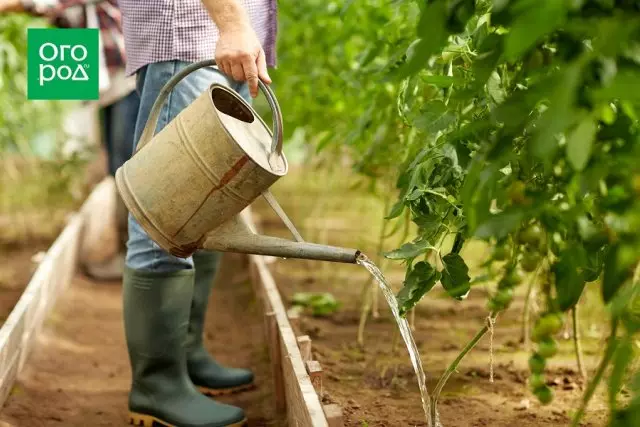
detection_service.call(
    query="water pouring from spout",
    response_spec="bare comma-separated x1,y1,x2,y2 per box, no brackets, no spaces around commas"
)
357,254,441,427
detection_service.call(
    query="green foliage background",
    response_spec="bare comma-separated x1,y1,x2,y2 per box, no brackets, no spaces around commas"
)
271,0,640,424
0,15,67,154
1,14,86,246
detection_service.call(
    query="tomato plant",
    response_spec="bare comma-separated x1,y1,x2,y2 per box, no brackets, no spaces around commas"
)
273,0,640,425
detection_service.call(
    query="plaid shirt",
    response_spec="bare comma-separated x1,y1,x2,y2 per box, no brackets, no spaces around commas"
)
27,0,127,76
118,0,278,76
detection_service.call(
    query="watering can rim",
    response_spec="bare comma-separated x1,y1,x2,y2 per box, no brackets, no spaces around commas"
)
134,59,286,166
207,83,289,177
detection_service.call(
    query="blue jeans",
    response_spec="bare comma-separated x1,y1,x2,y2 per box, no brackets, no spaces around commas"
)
126,61,250,272
101,90,140,176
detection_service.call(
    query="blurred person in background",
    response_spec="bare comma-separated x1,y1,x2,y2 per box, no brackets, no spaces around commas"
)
0,0,140,281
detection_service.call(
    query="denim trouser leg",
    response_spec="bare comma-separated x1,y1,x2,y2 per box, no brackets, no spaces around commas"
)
125,61,250,273
101,90,140,176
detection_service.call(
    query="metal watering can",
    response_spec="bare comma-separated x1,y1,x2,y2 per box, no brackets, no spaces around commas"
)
115,60,359,263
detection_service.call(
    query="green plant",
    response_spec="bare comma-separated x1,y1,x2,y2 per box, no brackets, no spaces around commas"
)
1,14,90,245
0,14,69,154
273,0,640,424
291,292,341,316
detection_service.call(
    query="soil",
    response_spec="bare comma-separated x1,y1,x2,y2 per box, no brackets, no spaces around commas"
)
0,253,277,427
261,239,608,426
247,174,608,427
0,244,50,326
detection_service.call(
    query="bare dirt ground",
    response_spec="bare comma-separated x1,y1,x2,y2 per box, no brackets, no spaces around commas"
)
0,254,277,427
0,245,49,327
272,261,607,427
258,220,608,427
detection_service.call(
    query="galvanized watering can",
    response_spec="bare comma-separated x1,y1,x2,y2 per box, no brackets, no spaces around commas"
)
115,60,359,263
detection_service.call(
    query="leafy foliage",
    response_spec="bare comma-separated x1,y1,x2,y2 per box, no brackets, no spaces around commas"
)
274,0,640,422
0,14,68,154
291,292,341,316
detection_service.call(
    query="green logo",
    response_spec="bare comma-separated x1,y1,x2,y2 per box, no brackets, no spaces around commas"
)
28,28,99,100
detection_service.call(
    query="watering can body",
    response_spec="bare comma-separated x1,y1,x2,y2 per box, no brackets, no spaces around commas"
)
115,60,359,264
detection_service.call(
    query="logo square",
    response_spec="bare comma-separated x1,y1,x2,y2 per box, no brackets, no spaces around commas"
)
27,28,99,100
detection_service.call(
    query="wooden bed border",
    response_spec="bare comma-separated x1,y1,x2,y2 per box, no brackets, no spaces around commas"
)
0,189,345,427
241,208,344,427
0,177,115,408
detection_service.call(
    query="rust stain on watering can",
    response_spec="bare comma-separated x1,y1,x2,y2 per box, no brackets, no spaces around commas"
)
173,154,250,238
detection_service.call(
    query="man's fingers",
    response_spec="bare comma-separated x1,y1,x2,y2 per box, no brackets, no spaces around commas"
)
242,57,260,98
218,60,232,78
230,62,245,82
256,50,271,84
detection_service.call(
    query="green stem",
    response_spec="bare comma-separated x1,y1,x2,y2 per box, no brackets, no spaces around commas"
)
572,304,586,379
430,315,496,422
571,320,619,427
358,192,391,345
521,264,542,350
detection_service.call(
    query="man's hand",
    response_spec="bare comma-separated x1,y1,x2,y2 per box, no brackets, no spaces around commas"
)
216,26,271,98
201,0,271,98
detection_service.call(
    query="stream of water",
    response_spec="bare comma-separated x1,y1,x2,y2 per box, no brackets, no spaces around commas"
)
357,254,441,427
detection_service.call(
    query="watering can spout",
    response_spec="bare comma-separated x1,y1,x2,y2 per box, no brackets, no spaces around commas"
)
201,214,360,264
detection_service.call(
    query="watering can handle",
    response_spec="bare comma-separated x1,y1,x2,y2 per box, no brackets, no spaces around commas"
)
135,59,284,156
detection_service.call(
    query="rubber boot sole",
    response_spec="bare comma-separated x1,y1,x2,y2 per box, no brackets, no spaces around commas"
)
197,382,256,397
129,412,248,427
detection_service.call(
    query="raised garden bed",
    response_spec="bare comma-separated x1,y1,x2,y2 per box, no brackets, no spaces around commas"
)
243,208,344,427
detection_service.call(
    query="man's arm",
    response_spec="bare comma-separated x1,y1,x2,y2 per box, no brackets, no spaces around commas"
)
0,0,59,16
201,0,271,98
0,0,30,13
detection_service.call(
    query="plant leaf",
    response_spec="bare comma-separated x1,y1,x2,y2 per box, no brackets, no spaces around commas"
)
440,253,471,300
385,240,436,260
386,201,405,219
504,0,567,61
602,243,638,303
389,1,448,79
566,116,597,171
474,209,525,240
609,337,633,408
396,261,441,316
552,246,588,311
530,64,583,160
413,100,457,133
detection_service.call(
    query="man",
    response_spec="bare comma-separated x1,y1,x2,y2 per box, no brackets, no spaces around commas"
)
117,1,276,426
0,0,140,281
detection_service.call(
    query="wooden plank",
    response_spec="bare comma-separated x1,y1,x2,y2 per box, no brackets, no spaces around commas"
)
0,201,83,408
0,304,26,391
266,311,286,412
251,255,328,427
297,335,312,362
244,207,329,427
323,404,344,427
288,310,301,336
305,360,323,395
0,345,21,407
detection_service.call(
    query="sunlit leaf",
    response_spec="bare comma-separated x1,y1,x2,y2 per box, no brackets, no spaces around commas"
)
384,240,436,260
566,116,597,171
504,0,567,61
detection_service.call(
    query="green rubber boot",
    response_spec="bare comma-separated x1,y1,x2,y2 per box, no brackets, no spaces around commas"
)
123,267,247,427
187,251,255,396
